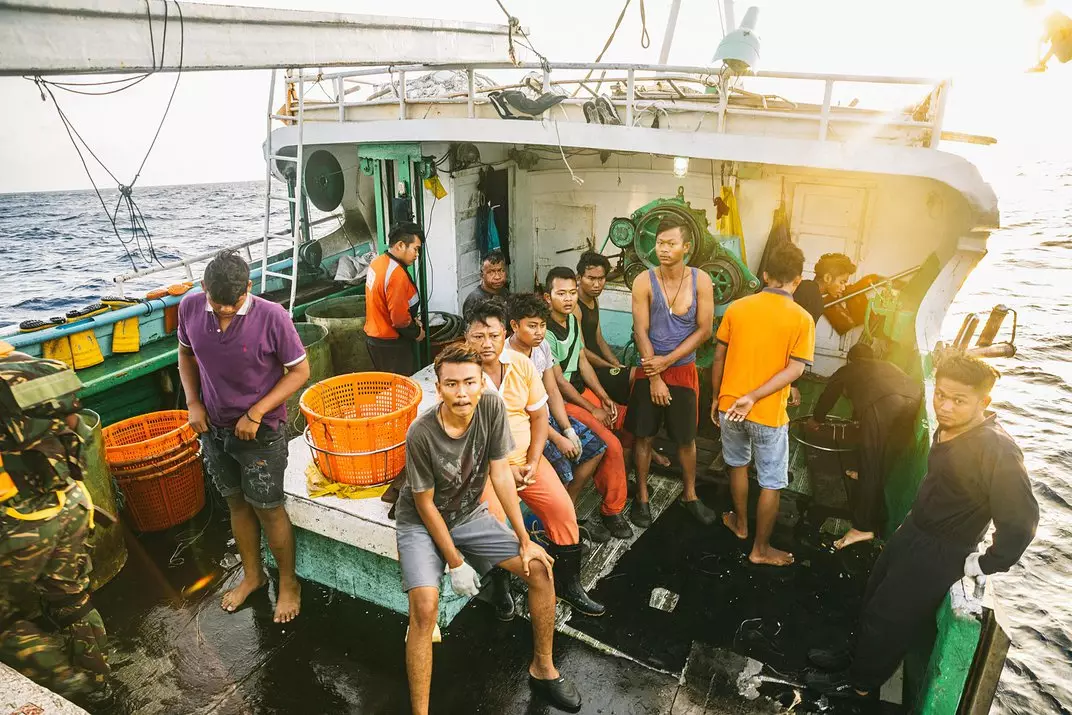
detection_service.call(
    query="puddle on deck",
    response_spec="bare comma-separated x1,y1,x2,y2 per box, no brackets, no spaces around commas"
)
89,474,900,715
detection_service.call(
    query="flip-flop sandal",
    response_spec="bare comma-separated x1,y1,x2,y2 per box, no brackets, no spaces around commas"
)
583,100,601,124
100,296,144,309
19,317,67,332
595,96,622,125
66,303,109,320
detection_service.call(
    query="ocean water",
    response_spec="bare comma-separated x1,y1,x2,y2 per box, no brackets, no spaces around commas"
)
0,170,1068,713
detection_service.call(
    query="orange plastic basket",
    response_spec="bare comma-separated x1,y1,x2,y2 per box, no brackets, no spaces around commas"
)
114,450,206,532
102,410,197,465
300,372,422,486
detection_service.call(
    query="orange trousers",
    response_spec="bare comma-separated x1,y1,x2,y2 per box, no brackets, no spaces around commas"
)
482,455,580,545
565,403,628,516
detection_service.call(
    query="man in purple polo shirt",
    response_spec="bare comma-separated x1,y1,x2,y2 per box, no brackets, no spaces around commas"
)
177,250,309,624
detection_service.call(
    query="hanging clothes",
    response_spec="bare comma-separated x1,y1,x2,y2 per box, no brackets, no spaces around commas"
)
757,200,791,281
716,184,746,261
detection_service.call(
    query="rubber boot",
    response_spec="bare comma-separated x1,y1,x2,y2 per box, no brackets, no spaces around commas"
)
490,568,516,622
550,544,605,617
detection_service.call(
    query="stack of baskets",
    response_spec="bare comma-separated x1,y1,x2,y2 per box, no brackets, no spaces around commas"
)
102,410,205,532
301,372,422,486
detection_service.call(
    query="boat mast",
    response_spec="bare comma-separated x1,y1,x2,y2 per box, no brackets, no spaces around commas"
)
657,0,683,64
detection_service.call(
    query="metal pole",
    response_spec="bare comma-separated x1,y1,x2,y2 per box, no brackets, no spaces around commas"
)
625,68,635,127
261,69,277,295
658,0,683,64
822,265,921,308
290,73,304,314
467,68,475,118
724,0,736,33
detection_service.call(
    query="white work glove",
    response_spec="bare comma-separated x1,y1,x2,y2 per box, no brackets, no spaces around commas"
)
449,560,482,597
564,427,583,457
963,552,985,579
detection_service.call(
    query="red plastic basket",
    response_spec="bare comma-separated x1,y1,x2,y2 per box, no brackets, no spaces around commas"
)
300,372,422,486
114,450,206,532
102,410,197,465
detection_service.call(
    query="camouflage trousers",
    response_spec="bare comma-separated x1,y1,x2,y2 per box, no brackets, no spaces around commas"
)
0,484,110,698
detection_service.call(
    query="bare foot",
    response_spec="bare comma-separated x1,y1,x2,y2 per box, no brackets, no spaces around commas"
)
722,511,748,540
749,547,795,566
845,470,859,480
834,528,874,550
652,452,671,468
221,572,268,612
274,581,301,623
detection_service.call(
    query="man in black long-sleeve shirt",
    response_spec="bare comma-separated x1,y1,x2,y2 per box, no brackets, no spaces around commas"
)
808,344,922,549
806,353,1039,700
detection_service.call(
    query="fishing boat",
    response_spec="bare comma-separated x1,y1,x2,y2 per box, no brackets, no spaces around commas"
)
1,1,1018,713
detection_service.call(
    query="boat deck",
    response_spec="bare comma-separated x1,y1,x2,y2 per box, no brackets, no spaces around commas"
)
90,406,906,715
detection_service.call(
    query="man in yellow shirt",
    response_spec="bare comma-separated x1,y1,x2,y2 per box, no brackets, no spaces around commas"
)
710,243,815,567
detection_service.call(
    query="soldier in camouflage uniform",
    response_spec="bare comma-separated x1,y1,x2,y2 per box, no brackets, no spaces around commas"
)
0,340,111,700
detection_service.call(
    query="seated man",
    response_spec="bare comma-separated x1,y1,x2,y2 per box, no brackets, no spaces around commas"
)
462,249,510,317
575,251,624,372
793,252,856,325
806,354,1038,701
711,242,815,567
546,267,672,473
808,343,923,549
789,252,855,408
506,292,631,543
393,344,581,714
465,299,605,617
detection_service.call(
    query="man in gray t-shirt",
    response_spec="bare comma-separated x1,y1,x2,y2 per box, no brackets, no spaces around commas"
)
396,344,581,715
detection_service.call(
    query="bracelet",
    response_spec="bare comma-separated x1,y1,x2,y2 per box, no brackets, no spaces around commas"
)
245,411,261,424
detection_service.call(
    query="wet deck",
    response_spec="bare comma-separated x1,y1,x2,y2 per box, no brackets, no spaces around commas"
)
91,464,901,715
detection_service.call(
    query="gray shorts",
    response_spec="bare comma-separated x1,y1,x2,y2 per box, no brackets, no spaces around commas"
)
396,504,520,592
201,423,288,509
720,413,790,490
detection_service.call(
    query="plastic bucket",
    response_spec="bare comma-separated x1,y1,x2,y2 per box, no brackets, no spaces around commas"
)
77,409,128,589
305,296,374,376
285,322,334,439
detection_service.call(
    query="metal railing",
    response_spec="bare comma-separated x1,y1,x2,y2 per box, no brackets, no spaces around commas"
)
276,61,949,148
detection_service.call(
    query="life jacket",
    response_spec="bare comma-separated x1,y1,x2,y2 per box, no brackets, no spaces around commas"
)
0,351,86,502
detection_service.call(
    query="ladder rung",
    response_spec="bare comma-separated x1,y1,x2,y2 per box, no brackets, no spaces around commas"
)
263,270,296,281
269,154,298,162
268,194,298,203
270,114,297,121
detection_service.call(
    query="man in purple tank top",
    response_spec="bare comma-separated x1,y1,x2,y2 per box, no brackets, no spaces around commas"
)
626,215,717,528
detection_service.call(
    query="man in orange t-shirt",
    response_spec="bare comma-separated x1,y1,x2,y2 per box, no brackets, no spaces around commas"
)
710,242,815,568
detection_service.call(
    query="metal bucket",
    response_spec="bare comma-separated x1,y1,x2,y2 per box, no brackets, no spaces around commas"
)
305,296,374,376
77,409,128,590
285,322,334,439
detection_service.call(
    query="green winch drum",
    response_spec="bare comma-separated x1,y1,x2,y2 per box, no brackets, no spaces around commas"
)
607,217,637,248
285,322,334,439
77,409,128,590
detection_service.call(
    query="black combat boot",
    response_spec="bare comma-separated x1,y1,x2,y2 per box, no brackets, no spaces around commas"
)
489,567,516,622
550,543,605,617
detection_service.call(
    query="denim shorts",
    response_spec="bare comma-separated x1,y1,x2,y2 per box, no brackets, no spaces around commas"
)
201,423,289,509
719,413,790,490
543,417,607,484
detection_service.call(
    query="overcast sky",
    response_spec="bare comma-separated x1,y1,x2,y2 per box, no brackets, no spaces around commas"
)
4,0,1067,194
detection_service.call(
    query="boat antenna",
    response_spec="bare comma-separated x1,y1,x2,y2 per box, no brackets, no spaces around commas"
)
29,0,186,272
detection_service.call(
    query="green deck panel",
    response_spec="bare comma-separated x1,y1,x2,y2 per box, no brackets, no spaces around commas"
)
76,339,179,399
266,527,469,628
914,597,981,713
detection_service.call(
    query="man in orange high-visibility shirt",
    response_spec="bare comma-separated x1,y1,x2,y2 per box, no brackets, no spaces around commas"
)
364,222,426,376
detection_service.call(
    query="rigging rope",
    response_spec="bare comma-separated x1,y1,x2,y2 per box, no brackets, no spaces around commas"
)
29,0,185,272
571,0,649,97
